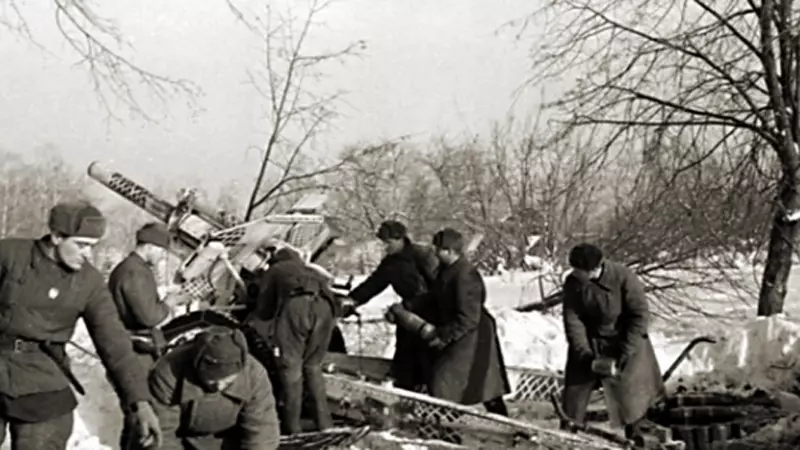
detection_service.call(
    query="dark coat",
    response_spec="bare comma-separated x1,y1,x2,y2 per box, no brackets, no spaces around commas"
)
426,257,510,405
147,343,280,450
0,237,149,404
250,248,339,324
348,239,438,315
562,260,665,425
349,240,439,389
108,252,170,332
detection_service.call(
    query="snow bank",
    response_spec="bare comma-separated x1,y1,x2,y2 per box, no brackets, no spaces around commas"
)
662,315,800,392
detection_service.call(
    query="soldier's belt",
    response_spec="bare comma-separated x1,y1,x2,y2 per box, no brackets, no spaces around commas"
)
0,336,58,353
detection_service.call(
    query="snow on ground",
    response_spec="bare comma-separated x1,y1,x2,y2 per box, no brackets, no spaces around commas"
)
60,266,800,449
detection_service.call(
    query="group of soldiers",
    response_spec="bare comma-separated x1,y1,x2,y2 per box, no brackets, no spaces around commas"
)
0,200,664,450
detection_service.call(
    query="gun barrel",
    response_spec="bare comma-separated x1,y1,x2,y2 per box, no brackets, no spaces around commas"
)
87,161,174,223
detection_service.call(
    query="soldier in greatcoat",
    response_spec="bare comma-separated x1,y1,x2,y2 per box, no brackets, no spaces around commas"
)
346,220,439,392
0,201,161,449
560,243,665,438
145,327,280,450
246,247,339,434
108,222,174,449
422,227,511,415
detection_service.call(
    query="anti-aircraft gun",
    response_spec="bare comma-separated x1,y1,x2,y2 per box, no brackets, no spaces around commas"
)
87,161,351,351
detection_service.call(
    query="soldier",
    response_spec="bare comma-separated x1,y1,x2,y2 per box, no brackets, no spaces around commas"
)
346,220,438,392
0,201,161,449
146,326,280,450
560,243,665,438
246,246,339,434
108,222,173,449
421,227,511,415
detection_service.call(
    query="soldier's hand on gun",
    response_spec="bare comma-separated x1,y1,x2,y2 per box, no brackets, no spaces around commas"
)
134,401,163,448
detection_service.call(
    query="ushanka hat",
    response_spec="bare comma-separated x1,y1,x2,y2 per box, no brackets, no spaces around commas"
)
568,243,604,271
48,202,106,239
376,220,407,240
193,327,248,381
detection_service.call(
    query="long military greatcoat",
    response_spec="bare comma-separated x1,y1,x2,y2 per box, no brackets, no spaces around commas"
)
562,260,665,425
426,257,510,405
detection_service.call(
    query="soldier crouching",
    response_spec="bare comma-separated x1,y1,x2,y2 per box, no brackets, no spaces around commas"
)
0,201,161,449
144,327,281,450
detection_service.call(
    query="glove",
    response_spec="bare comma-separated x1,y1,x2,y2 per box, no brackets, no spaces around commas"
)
384,302,405,323
133,401,162,448
340,296,359,318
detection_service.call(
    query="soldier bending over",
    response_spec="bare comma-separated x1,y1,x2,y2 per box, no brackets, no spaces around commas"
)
346,220,438,392
247,247,339,434
560,243,665,438
146,327,280,449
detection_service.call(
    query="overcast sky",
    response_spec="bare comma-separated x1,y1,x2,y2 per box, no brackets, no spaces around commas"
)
1,0,544,200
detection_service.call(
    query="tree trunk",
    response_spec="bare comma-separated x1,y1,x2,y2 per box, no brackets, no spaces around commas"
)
757,172,800,316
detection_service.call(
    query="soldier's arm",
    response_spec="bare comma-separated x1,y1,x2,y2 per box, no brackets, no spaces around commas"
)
435,267,483,346
119,269,170,329
562,275,593,360
620,266,649,358
252,267,281,320
147,365,183,450
239,360,281,450
348,259,391,306
82,273,150,406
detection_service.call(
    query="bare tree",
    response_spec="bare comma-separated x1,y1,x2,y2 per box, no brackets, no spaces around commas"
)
522,0,800,315
1,0,200,121
226,0,366,220
330,139,435,238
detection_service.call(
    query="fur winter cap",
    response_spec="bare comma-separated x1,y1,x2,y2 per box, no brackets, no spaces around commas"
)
48,202,106,239
432,227,464,252
568,243,604,271
193,327,248,381
136,222,170,249
376,220,407,240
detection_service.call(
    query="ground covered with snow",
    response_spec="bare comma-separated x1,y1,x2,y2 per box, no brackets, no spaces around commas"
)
55,266,800,449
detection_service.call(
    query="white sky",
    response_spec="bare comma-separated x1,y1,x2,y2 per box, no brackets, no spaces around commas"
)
0,0,546,200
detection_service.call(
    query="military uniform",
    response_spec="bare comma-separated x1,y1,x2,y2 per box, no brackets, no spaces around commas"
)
349,230,438,391
425,253,510,411
108,222,173,449
0,203,154,449
561,245,665,435
248,247,339,434
147,328,280,450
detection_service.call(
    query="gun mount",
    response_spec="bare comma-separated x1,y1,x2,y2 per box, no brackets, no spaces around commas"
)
87,161,345,308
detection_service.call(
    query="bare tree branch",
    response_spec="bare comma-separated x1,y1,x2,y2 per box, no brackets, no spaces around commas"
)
225,0,365,220
4,0,202,122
